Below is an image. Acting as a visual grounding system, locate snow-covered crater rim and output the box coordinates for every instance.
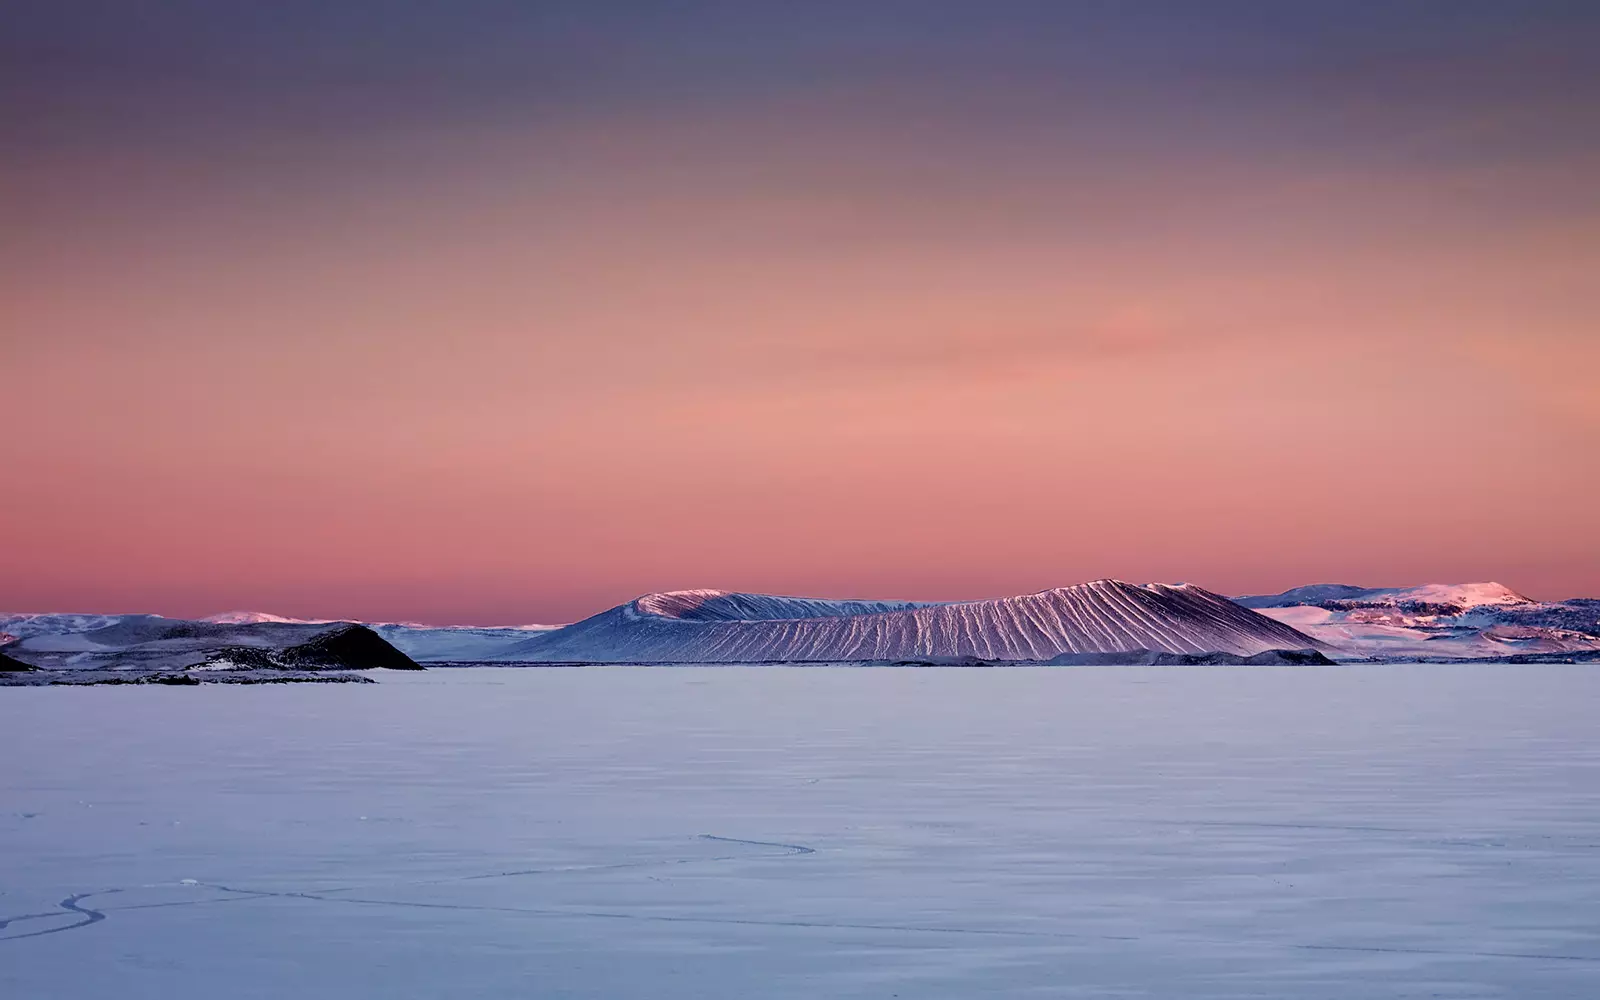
[629,580,1205,624]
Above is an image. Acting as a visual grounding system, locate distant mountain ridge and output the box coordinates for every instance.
[0,611,555,663]
[1236,582,1533,612]
[10,580,1597,665]
[202,611,330,625]
[1238,582,1600,659]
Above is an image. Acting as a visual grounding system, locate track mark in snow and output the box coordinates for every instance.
[243,894,1600,963]
[699,834,816,855]
[1159,820,1420,835]
[1292,942,1600,963]
[0,835,814,943]
[9,838,1596,965]
[0,892,116,941]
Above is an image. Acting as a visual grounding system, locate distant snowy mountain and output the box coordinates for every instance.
[192,612,555,660]
[195,613,558,660]
[1236,582,1533,612]
[0,612,169,644]
[0,612,554,665]
[202,611,331,625]
[3,610,341,638]
[494,581,1326,663]
[371,623,558,661]
[1237,582,1600,659]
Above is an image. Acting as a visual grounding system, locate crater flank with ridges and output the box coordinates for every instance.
[498,580,1326,663]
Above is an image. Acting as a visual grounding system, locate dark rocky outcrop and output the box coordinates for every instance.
[0,670,377,686]
[1042,647,1334,666]
[278,624,424,670]
[192,646,280,669]
[189,625,423,671]
[0,650,38,672]
[1241,648,1336,665]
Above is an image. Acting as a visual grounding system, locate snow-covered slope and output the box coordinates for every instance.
[1238,583,1600,659]
[634,590,926,622]
[0,612,157,641]
[495,581,1326,663]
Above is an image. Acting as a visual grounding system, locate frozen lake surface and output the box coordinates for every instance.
[3,664,1598,998]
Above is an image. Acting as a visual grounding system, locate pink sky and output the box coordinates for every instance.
[5,37,1598,623]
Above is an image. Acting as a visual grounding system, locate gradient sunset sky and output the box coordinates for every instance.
[4,2,1598,623]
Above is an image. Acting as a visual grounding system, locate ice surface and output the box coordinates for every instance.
[3,665,1599,998]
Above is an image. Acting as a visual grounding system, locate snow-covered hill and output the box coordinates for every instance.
[494,581,1326,663]
[371,623,558,661]
[1237,583,1600,659]
[2,617,421,671]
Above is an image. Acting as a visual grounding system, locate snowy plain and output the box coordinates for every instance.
[2,665,1598,998]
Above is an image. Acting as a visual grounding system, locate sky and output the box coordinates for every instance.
[3,1,1598,623]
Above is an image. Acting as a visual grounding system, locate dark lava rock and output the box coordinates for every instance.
[44,672,200,685]
[1242,648,1336,665]
[1041,649,1172,665]
[197,646,281,670]
[0,650,38,672]
[1042,647,1335,666]
[1499,649,1600,664]
[278,625,424,670]
[1,669,378,686]
[884,655,1001,667]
